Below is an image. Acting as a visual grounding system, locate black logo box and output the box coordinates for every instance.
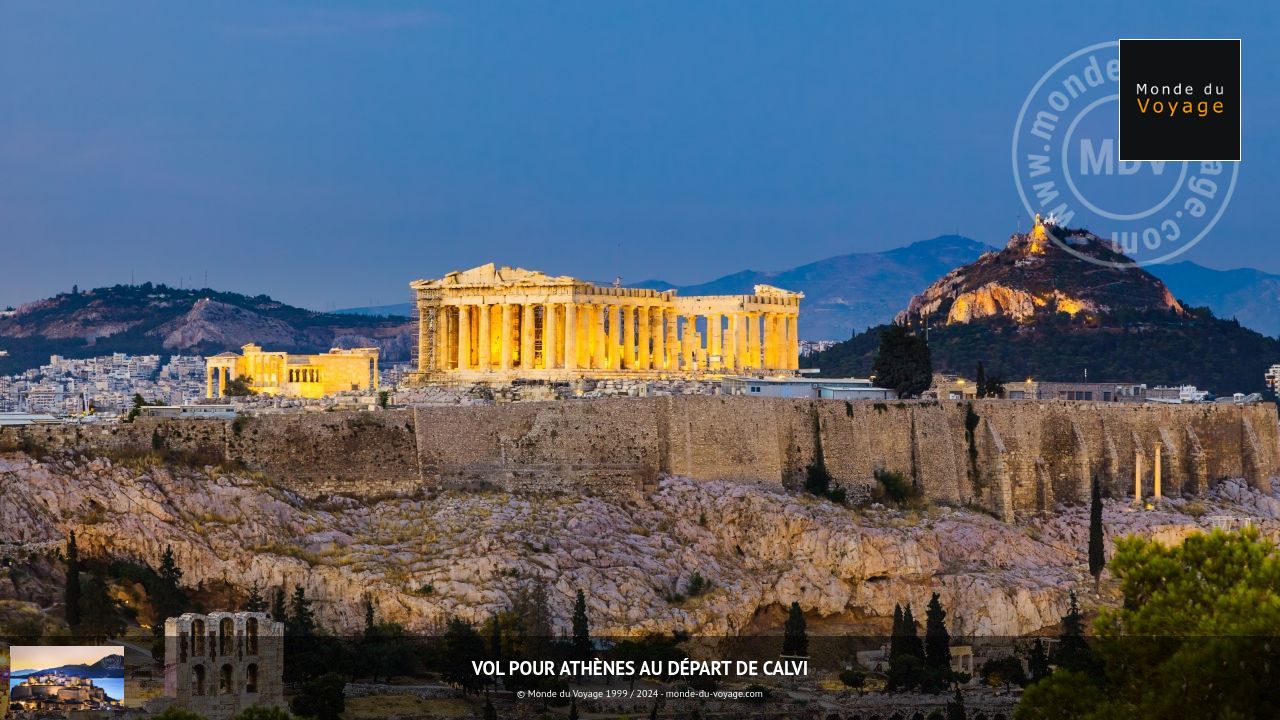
[1119,39,1240,161]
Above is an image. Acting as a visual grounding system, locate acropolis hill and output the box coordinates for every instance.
[4,398,1279,640]
[406,263,803,383]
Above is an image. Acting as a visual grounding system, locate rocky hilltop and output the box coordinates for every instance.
[3,451,1278,641]
[897,221,1183,326]
[809,223,1280,393]
[0,283,414,374]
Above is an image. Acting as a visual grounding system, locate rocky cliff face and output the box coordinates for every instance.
[898,222,1183,326]
[4,451,1277,640]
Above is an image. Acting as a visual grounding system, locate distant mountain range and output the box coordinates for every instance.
[11,653,125,679]
[336,238,1280,341]
[806,224,1280,394]
[0,283,414,375]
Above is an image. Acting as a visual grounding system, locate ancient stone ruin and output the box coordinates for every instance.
[152,611,285,719]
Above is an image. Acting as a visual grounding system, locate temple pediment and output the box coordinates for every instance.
[754,284,805,299]
[418,263,579,289]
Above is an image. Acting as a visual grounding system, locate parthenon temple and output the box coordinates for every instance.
[407,263,803,383]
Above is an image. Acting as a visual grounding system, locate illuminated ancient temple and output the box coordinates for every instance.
[407,263,802,383]
[205,343,379,399]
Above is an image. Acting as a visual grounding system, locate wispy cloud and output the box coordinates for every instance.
[224,8,441,39]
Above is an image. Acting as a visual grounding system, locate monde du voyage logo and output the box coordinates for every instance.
[1012,40,1241,268]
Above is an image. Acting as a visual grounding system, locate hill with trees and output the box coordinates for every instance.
[805,222,1280,395]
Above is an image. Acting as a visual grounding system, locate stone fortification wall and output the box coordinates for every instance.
[3,398,1276,519]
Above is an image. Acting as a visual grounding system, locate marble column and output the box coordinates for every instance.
[521,304,536,369]
[543,304,558,369]
[666,310,680,370]
[746,312,760,369]
[592,304,608,369]
[499,304,514,370]
[678,315,693,371]
[417,301,431,372]
[477,304,492,370]
[607,304,622,370]
[783,312,793,368]
[206,367,214,398]
[732,312,742,368]
[457,304,472,370]
[762,313,776,369]
[622,306,636,369]
[637,306,650,370]
[651,308,665,370]
[436,308,451,371]
[564,303,578,370]
[708,314,722,370]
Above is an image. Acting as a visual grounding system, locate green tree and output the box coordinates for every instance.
[488,614,503,669]
[923,592,952,692]
[1052,592,1094,676]
[871,324,933,398]
[1088,478,1105,591]
[363,595,376,635]
[1026,639,1051,683]
[288,585,316,636]
[975,361,987,398]
[224,375,256,396]
[483,696,497,720]
[571,589,593,662]
[243,581,267,613]
[271,585,287,621]
[81,568,124,641]
[151,545,188,641]
[781,601,807,657]
[444,618,487,695]
[980,655,1027,690]
[1018,529,1280,719]
[888,602,926,692]
[290,672,345,720]
[65,530,81,629]
[568,697,579,720]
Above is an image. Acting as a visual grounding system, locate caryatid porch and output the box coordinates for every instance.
[408,264,803,383]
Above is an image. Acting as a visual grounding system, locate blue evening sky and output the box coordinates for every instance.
[2,1,1276,310]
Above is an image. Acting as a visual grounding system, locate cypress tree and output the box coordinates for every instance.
[975,362,987,398]
[923,593,952,692]
[65,530,81,629]
[1088,477,1105,591]
[1055,591,1095,677]
[782,601,808,657]
[902,603,924,660]
[243,581,267,613]
[289,585,316,636]
[571,589,592,662]
[489,614,503,666]
[1027,639,1051,683]
[568,697,579,720]
[363,595,376,635]
[889,603,904,659]
[271,586,287,621]
[483,696,497,720]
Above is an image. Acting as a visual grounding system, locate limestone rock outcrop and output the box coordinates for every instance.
[2,451,1277,640]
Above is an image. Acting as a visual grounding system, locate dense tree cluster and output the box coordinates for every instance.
[870,324,933,398]
[1016,529,1280,719]
[807,310,1280,395]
